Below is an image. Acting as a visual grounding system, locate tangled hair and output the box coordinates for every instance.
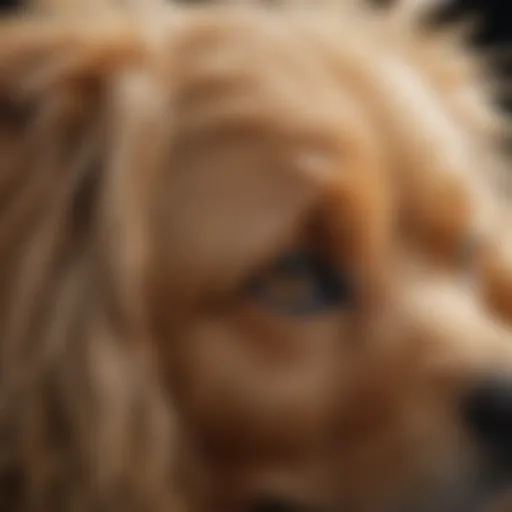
[0,18,186,512]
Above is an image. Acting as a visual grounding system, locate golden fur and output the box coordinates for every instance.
[0,1,512,511]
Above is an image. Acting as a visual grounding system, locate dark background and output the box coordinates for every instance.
[446,0,511,47]
[0,0,17,11]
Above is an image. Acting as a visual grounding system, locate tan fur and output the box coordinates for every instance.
[0,2,512,511]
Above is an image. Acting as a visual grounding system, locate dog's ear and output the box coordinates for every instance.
[0,17,159,221]
[0,23,188,510]
[0,17,176,337]
[0,18,154,320]
[0,21,109,265]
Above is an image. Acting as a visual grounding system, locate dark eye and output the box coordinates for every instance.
[246,249,355,316]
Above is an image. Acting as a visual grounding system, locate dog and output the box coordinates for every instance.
[0,1,512,510]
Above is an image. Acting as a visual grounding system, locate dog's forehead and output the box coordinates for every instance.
[168,12,353,143]
[144,7,494,291]
[160,124,337,293]
[150,14,387,286]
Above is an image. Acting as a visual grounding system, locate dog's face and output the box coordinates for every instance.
[131,7,512,511]
[2,3,512,512]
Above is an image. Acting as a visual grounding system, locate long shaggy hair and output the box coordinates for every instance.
[0,16,185,512]
[0,1,511,511]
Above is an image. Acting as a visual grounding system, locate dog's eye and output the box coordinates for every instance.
[246,250,355,316]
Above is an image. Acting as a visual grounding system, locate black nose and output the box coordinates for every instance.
[464,378,512,467]
[248,495,306,512]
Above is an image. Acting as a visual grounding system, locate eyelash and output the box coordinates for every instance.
[245,249,355,316]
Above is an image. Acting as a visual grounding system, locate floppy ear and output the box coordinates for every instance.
[0,17,146,311]
[0,21,106,322]
[0,20,188,511]
[0,15,182,353]
[0,18,174,381]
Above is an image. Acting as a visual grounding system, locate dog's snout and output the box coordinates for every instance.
[247,495,307,512]
[464,378,512,464]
